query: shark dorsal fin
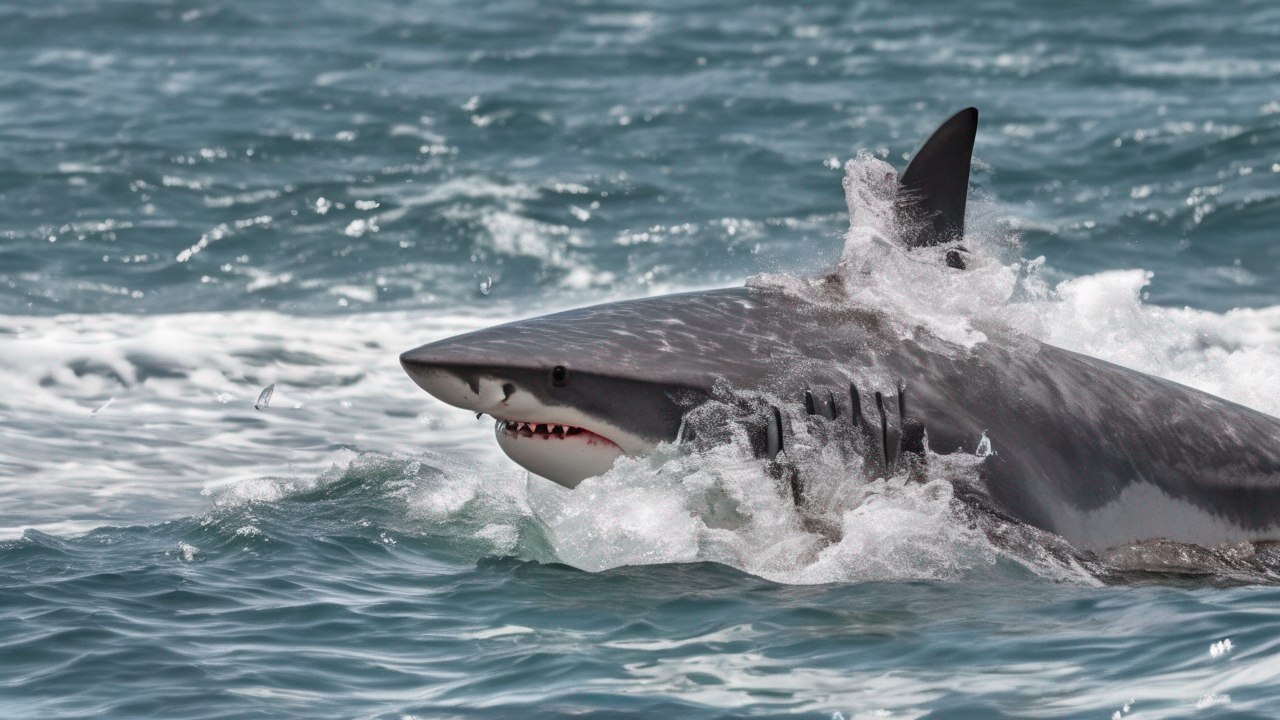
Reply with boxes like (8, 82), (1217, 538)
(896, 107), (978, 248)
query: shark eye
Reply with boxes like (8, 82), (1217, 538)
(551, 365), (569, 386)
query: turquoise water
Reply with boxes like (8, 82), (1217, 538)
(3, 0), (1280, 717)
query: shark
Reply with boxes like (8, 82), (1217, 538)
(400, 108), (1280, 553)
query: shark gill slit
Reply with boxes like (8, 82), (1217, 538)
(804, 390), (816, 415)
(875, 391), (890, 468)
(775, 406), (801, 505)
(767, 406), (783, 460)
(849, 384), (863, 426)
(895, 382), (906, 471)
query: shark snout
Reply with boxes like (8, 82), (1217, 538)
(400, 352), (497, 412)
(398, 351), (580, 432)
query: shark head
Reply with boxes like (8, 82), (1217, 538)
(400, 289), (777, 487)
(399, 350), (667, 487)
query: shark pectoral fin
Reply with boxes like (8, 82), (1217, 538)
(896, 107), (978, 249)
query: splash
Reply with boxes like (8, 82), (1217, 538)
(1002, 267), (1280, 416)
(751, 151), (1025, 348)
(390, 428), (1004, 584)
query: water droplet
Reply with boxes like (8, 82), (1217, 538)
(975, 432), (994, 457)
(479, 276), (492, 295)
(255, 383), (275, 410)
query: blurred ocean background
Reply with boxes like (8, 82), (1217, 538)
(3, 1), (1280, 717)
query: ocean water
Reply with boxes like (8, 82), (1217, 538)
(3, 0), (1280, 717)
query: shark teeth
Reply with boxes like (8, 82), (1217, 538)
(497, 420), (587, 438)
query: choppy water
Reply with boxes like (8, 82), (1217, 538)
(3, 0), (1280, 717)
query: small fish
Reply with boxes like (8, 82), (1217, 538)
(255, 383), (275, 411)
(91, 397), (114, 415)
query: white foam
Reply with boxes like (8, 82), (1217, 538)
(1197, 693), (1231, 709)
(1004, 268), (1280, 416)
(169, 542), (199, 562)
(0, 309), (519, 537)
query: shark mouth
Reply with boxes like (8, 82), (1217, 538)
(498, 419), (592, 439)
(493, 417), (625, 489)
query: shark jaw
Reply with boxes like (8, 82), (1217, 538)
(493, 419), (625, 489)
(400, 363), (654, 488)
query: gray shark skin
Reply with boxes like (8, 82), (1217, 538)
(400, 109), (1280, 552)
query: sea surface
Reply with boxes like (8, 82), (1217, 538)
(3, 0), (1280, 717)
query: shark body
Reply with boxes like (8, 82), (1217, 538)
(401, 109), (1280, 552)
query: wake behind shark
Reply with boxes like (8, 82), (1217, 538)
(400, 108), (1280, 553)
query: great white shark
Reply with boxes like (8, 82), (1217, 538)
(400, 108), (1280, 553)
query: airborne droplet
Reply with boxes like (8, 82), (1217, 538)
(255, 383), (275, 411)
(975, 432), (994, 457)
